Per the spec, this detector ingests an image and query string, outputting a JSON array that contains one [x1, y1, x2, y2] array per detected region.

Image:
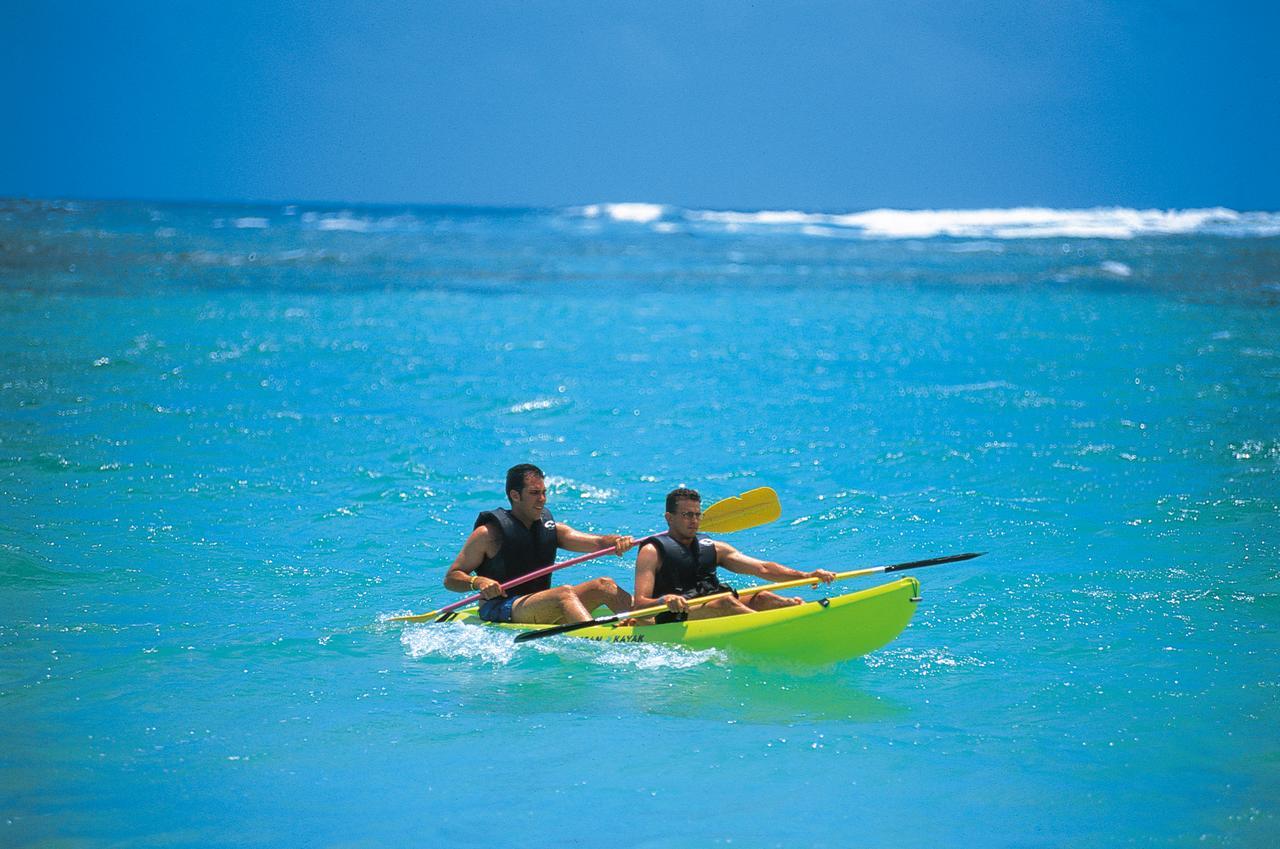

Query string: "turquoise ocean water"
[[2, 199, 1278, 847]]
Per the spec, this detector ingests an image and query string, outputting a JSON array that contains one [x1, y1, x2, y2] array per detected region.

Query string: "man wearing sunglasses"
[[444, 463, 634, 624], [633, 487, 835, 622]]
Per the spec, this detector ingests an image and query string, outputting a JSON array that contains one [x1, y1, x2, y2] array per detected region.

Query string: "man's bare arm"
[[443, 524, 506, 599]]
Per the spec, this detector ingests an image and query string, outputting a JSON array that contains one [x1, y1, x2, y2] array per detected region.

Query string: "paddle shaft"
[[513, 551, 985, 642], [384, 538, 656, 624]]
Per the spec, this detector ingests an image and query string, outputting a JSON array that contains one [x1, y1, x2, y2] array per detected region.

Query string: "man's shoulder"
[[473, 511, 510, 545], [474, 509, 504, 529]]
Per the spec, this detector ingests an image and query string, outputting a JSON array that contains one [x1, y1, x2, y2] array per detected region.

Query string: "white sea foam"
[[576, 642, 724, 669], [543, 475, 616, 502], [401, 622, 517, 664], [693, 209, 816, 227], [506, 398, 560, 414], [579, 202, 668, 224], [590, 203, 1280, 240], [233, 217, 270, 229], [400, 621, 722, 668], [293, 210, 426, 233], [1100, 260, 1133, 277], [311, 214, 371, 232]]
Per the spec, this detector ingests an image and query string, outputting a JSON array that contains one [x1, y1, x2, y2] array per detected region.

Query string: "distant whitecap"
[[314, 215, 371, 232], [507, 398, 560, 414], [579, 202, 668, 224], [1100, 260, 1133, 277]]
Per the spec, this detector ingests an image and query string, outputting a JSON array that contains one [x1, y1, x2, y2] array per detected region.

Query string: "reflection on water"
[[397, 620, 907, 725]]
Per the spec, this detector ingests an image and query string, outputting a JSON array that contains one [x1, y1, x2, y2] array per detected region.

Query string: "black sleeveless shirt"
[[473, 507, 558, 596], [645, 533, 731, 598]]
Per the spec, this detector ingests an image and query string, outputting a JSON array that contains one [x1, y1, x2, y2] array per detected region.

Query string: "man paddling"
[[633, 487, 835, 622], [444, 464, 635, 624]]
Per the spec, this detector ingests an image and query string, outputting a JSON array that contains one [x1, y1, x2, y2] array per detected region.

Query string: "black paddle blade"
[[882, 551, 986, 572]]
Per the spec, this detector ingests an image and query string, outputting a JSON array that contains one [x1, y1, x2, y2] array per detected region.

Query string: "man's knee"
[[549, 585, 577, 605], [589, 577, 619, 594]]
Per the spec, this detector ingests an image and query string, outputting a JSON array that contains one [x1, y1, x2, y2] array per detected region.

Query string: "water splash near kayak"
[[401, 622, 518, 665], [399, 620, 725, 669], [551, 639, 725, 670]]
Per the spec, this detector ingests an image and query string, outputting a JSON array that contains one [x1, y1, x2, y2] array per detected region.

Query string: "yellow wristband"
[[469, 576, 480, 590]]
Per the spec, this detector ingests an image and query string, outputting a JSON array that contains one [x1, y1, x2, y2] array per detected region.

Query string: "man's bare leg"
[[510, 585, 594, 624], [684, 595, 755, 619], [746, 590, 804, 611], [570, 577, 632, 614]]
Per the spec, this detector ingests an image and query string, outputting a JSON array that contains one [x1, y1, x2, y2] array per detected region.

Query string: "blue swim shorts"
[[478, 595, 518, 623]]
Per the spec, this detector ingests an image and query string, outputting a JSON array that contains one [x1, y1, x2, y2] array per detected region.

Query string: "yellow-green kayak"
[[450, 576, 922, 664]]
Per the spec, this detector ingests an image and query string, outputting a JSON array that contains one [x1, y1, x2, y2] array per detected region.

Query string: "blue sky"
[[2, 1, 1276, 210]]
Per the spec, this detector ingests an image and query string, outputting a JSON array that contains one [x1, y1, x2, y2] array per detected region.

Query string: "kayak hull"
[[450, 577, 922, 665]]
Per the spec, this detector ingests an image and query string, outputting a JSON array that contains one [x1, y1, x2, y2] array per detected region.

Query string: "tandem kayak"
[[448, 576, 922, 664]]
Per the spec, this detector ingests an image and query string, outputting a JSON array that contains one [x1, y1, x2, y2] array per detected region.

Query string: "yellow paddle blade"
[[385, 609, 444, 624], [699, 486, 781, 533]]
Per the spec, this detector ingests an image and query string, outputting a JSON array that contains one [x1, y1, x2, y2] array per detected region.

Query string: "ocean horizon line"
[[5, 196, 1280, 240]]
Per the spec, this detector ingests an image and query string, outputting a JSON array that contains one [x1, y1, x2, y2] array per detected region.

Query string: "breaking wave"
[[572, 203, 1280, 240]]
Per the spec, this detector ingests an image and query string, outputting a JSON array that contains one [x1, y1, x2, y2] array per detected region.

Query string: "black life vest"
[[646, 533, 731, 599], [474, 507, 558, 597]]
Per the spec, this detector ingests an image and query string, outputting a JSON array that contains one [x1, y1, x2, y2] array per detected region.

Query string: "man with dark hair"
[[633, 487, 835, 621], [444, 464, 634, 624]]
